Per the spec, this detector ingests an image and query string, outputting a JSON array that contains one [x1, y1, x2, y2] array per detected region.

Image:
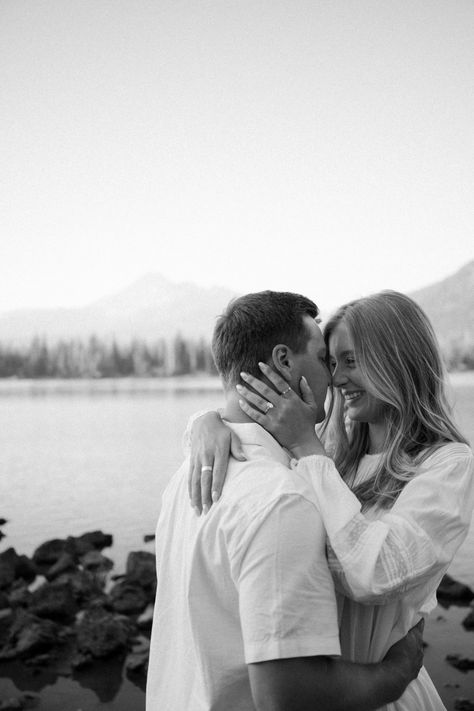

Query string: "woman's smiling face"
[[328, 320, 386, 425]]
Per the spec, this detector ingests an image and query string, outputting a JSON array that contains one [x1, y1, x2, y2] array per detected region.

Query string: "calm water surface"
[[0, 373, 473, 710], [1, 373, 473, 581]]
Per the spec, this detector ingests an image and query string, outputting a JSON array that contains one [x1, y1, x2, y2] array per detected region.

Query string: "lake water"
[[1, 372, 473, 584], [0, 373, 473, 711]]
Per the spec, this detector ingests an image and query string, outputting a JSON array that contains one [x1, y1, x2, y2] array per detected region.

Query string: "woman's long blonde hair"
[[323, 290, 468, 508]]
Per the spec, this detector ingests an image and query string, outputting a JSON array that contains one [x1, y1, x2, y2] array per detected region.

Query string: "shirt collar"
[[223, 421, 291, 468]]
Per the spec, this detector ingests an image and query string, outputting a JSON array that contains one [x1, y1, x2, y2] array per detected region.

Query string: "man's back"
[[146, 423, 340, 711]]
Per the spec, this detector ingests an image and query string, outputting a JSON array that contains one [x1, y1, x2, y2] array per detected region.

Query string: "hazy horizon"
[[2, 1, 473, 313]]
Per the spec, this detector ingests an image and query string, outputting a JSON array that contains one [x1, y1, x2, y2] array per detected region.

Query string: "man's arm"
[[248, 620, 424, 711]]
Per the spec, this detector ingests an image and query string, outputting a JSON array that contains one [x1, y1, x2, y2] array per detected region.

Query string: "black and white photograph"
[[1, 2, 473, 710]]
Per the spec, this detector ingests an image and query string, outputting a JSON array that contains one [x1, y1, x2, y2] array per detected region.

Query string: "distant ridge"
[[409, 259, 474, 348], [0, 274, 238, 345], [0, 262, 472, 351]]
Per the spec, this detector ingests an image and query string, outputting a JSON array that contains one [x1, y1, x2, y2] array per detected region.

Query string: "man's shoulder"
[[223, 454, 320, 513]]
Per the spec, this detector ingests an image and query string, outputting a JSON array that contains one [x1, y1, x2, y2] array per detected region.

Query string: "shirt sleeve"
[[295, 444, 474, 604], [232, 493, 341, 663]]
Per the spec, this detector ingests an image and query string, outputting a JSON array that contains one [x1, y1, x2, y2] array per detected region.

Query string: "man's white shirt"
[[146, 422, 340, 711]]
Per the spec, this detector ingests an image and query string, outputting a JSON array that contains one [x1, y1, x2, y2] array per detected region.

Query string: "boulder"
[[29, 580, 77, 623], [109, 581, 148, 615], [76, 604, 131, 658], [454, 699, 474, 710], [80, 551, 114, 574], [73, 531, 113, 557], [446, 654, 474, 671], [32, 539, 72, 569], [0, 549, 36, 590], [45, 552, 76, 581], [462, 608, 474, 631], [125, 551, 156, 599], [0, 610, 60, 659], [62, 569, 107, 606], [0, 591, 10, 610], [8, 582, 31, 609], [437, 575, 474, 603]]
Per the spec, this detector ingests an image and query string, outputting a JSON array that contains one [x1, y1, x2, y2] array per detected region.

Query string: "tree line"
[[0, 335, 471, 379], [0, 335, 218, 378]]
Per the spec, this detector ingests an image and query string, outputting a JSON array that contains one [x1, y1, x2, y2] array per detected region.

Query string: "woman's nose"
[[332, 367, 347, 389]]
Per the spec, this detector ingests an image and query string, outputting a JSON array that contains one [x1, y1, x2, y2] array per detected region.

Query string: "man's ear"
[[271, 344, 293, 382]]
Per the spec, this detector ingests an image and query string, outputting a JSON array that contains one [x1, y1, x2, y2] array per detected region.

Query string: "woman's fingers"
[[238, 398, 266, 425], [299, 375, 317, 408], [236, 383, 276, 414], [200, 464, 214, 514], [257, 362, 291, 393], [239, 370, 279, 402], [190, 458, 208, 515], [210, 448, 230, 506]]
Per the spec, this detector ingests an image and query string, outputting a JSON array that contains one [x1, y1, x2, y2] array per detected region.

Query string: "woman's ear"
[[271, 344, 292, 382]]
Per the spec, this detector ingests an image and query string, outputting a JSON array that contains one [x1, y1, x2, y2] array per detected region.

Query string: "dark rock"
[[76, 605, 131, 658], [0, 692, 40, 710], [446, 654, 474, 672], [70, 651, 93, 669], [144, 534, 155, 543], [454, 700, 474, 711], [462, 609, 474, 631], [63, 569, 108, 605], [125, 649, 149, 674], [437, 575, 474, 603], [80, 550, 114, 574], [0, 549, 35, 590], [0, 518, 8, 527], [0, 610, 60, 659], [137, 604, 154, 631], [74, 531, 113, 556], [109, 580, 148, 615], [0, 549, 15, 590], [0, 608, 14, 647], [0, 590, 10, 609], [14, 556, 37, 584], [8, 582, 31, 609], [32, 539, 72, 569], [45, 552, 76, 581], [23, 652, 54, 667], [29, 580, 78, 623], [0, 699, 23, 710], [125, 551, 156, 598]]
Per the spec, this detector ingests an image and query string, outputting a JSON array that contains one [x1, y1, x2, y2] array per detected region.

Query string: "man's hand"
[[382, 618, 425, 690]]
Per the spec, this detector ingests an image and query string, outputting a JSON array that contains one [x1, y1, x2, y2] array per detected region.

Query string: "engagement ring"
[[264, 402, 274, 414]]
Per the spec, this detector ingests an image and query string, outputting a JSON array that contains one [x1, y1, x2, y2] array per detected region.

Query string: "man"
[[146, 291, 423, 711]]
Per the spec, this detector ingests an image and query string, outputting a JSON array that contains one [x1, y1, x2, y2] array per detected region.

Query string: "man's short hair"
[[212, 290, 319, 386]]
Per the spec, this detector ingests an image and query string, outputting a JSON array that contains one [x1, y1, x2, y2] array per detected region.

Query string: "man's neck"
[[222, 392, 256, 424]]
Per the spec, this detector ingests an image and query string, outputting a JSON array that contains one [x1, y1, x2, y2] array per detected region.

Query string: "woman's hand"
[[188, 411, 245, 515], [237, 362, 327, 459]]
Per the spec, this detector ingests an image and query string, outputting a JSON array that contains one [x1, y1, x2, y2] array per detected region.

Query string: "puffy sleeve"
[[294, 444, 474, 603]]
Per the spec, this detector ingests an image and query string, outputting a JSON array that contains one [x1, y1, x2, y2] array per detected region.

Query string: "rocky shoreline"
[[0, 526, 154, 710], [0, 524, 473, 710]]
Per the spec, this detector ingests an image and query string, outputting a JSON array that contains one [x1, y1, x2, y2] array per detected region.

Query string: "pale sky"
[[1, 0, 473, 314]]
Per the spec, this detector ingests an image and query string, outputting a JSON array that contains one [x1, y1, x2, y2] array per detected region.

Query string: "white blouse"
[[295, 442, 474, 711]]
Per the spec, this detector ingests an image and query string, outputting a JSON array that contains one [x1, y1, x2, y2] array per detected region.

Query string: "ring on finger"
[[263, 401, 274, 414], [281, 387, 292, 397], [201, 465, 213, 473]]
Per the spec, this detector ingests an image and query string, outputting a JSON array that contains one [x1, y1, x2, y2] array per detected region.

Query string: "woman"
[[187, 290, 474, 711]]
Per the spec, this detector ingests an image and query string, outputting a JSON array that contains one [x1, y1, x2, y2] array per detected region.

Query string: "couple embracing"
[[147, 289, 473, 711]]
